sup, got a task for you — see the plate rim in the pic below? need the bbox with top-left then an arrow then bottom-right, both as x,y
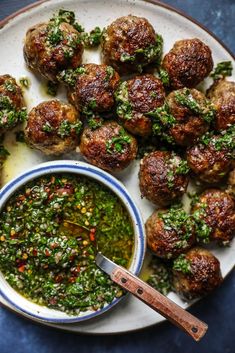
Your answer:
0,0 -> 234,335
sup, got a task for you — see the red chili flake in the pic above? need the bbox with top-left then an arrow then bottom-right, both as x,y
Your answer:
45,249 -> 51,257
68,276 -> 76,283
49,297 -> 57,305
55,275 -> 63,283
50,243 -> 59,249
18,265 -> 25,273
32,249 -> 38,256
89,228 -> 96,242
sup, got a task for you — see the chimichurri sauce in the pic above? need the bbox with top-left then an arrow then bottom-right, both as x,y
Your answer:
0,174 -> 134,314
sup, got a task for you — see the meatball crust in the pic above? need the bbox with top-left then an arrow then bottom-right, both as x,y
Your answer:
162,38 -> 213,89
101,15 -> 162,74
186,135 -> 233,183
24,21 -> 84,82
191,189 -> 235,245
0,75 -> 24,110
173,247 -> 223,300
115,74 -> 165,137
166,88 -> 210,146
207,79 -> 235,131
139,151 -> 189,207
227,168 -> 235,196
25,100 -> 81,155
146,208 -> 195,259
79,121 -> 137,172
0,75 -> 26,134
68,64 -> 120,114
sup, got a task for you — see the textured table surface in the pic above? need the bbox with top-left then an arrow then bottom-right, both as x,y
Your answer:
0,1 -> 234,353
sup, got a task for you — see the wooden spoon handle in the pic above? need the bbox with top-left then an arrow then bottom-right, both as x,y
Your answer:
111,267 -> 208,341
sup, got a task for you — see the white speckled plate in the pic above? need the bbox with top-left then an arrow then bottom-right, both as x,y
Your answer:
0,0 -> 234,334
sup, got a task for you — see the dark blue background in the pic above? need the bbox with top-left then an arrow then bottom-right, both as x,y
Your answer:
0,1 -> 234,352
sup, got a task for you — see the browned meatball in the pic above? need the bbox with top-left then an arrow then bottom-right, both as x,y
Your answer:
101,15 -> 163,74
164,88 -> 212,146
191,189 -> 235,245
67,64 -> 120,115
79,121 -> 137,172
115,74 -> 165,137
172,247 -> 223,300
227,168 -> 235,196
139,151 -> 189,206
23,12 -> 84,82
162,38 -> 213,89
146,207 -> 195,259
186,132 -> 233,183
0,75 -> 26,134
25,100 -> 82,155
207,79 -> 235,131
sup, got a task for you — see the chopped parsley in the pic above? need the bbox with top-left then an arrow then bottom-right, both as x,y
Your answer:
105,66 -> 115,81
87,116 -> 103,130
0,96 -> 27,131
173,254 -> 192,274
159,206 -> 194,249
82,99 -> 97,116
19,77 -> 30,89
166,154 -> 189,189
192,203 -> 211,243
174,88 -> 216,123
120,34 -> 163,72
58,67 -> 86,87
106,128 -> 131,154
42,122 -> 53,133
210,61 -> 233,81
200,126 -> 235,154
146,257 -> 172,295
115,82 -> 133,120
159,68 -> 170,87
83,27 -> 103,48
57,120 -> 82,138
4,80 -> 16,93
147,103 -> 176,144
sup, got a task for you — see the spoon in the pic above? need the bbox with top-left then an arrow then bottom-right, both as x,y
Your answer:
96,252 -> 208,342
62,220 -> 208,341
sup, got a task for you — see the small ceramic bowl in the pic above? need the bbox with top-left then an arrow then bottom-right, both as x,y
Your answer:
0,160 -> 145,323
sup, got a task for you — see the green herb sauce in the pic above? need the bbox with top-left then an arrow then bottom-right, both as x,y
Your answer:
106,128 -> 131,154
210,61 -> 233,80
0,174 -> 134,314
146,257 -> 172,295
173,254 -> 192,274
174,88 -> 215,123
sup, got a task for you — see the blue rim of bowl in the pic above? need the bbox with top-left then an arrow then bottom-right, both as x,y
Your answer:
0,162 -> 145,323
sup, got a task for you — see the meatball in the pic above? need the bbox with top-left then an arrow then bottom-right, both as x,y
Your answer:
67,64 -> 120,115
162,38 -> 213,89
79,121 -> 137,172
186,132 -> 233,183
115,74 -> 165,137
191,189 -> 235,245
172,247 -> 223,300
101,15 -> 162,74
227,168 -> 235,196
146,207 -> 195,259
139,151 -> 189,206
23,12 -> 84,82
207,79 -> 235,131
0,74 -> 26,134
25,100 -> 82,155
163,88 -> 212,146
